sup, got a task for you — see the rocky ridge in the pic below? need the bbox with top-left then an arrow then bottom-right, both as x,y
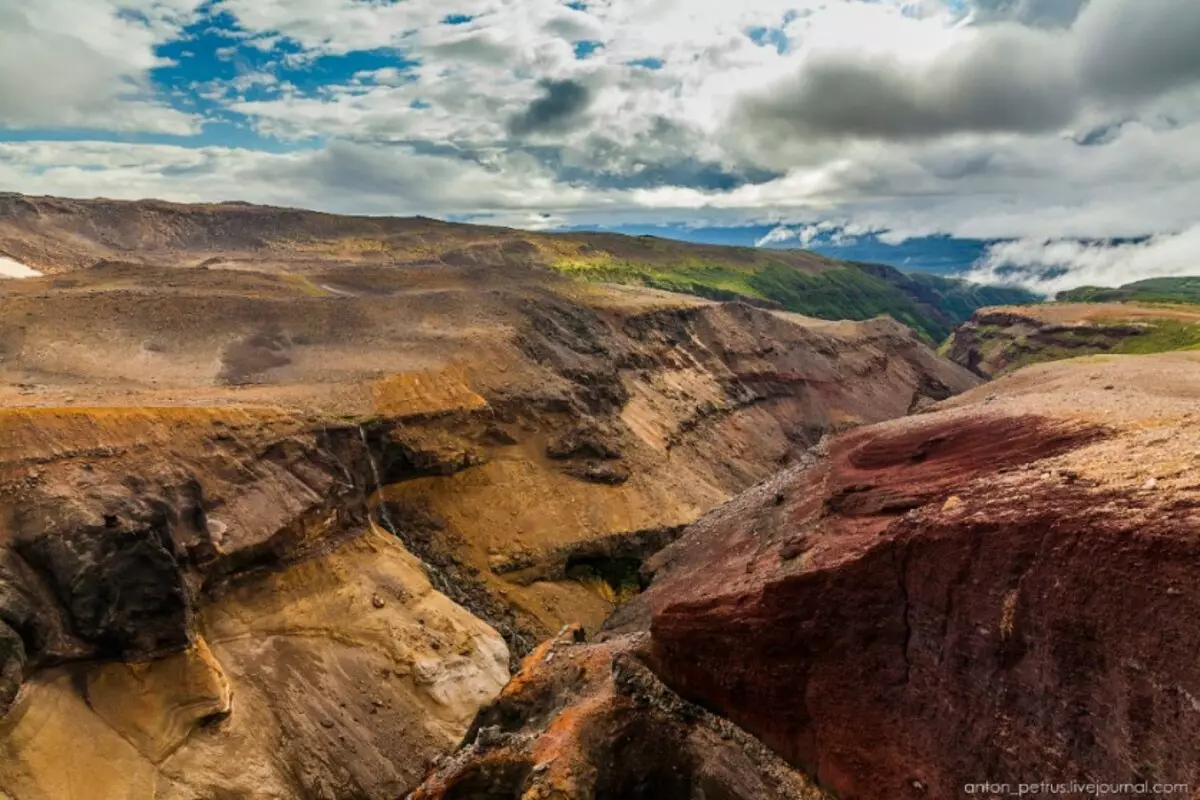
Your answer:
0,192 -> 1035,340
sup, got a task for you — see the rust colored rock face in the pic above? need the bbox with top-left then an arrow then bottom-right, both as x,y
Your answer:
411,627 -> 828,800
643,405 -> 1200,800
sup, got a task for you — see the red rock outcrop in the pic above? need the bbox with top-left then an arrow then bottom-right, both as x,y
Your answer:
637,353 -> 1200,800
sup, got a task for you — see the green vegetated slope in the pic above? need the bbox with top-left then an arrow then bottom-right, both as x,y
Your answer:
945,303 -> 1200,378
1058,277 -> 1200,305
999,320 -> 1200,375
539,234 -> 1038,341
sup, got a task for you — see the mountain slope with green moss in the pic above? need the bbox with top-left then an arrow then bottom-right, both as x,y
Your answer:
538,236 -> 1037,341
945,302 -> 1200,377
1057,277 -> 1200,305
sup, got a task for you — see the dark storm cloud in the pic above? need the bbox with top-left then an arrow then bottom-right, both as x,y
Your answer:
731,0 -> 1200,145
508,79 -> 594,136
969,0 -> 1090,27
737,31 -> 1078,141
382,130 -> 783,193
1077,0 -> 1200,101
540,149 -> 782,191
540,119 -> 784,191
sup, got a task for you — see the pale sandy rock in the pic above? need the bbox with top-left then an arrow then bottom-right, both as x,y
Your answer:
86,637 -> 233,763
0,532 -> 509,800
0,673 -> 158,800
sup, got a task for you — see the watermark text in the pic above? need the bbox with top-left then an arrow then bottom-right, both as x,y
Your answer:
963,781 -> 1191,798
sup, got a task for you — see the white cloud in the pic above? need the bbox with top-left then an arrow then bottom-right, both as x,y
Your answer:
755,226 -> 799,247
755,220 -> 880,247
0,140 -> 615,217
965,226 -> 1200,295
0,0 -> 204,134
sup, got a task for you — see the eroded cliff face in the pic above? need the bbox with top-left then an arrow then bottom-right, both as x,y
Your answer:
634,352 -> 1200,800
0,406 -> 512,799
0,261 -> 977,799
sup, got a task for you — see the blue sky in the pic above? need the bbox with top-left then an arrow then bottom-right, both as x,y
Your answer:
1,0 -> 1199,291
142,6 -> 424,149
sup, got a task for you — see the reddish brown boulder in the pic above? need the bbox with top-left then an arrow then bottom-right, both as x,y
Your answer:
641,376 -> 1200,800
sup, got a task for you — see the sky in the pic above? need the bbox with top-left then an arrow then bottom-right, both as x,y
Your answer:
1,0 -> 1199,292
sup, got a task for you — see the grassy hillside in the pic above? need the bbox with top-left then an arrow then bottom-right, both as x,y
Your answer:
1058,277 -> 1200,305
539,238 -> 1038,341
999,319 -> 1200,374
945,303 -> 1200,377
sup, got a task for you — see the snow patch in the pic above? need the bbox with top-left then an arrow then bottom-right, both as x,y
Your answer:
0,257 -> 41,279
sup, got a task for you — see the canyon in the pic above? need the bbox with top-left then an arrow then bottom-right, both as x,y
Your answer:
416,351 -> 1200,799
0,195 -> 1195,800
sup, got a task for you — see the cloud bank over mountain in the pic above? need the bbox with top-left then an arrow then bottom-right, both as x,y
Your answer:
965,226 -> 1200,296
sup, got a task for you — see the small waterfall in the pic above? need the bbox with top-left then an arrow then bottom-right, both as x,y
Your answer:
358,425 -> 397,533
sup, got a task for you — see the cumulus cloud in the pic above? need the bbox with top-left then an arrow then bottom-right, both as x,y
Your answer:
755,221 -> 873,247
965,226 -> 1200,295
0,0 -> 202,134
755,226 -> 799,247
0,139 -> 611,218
1076,0 -> 1200,102
736,33 -> 1077,141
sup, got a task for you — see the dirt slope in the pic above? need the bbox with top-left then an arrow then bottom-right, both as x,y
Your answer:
0,192 -> 1036,340
0,192 -> 834,276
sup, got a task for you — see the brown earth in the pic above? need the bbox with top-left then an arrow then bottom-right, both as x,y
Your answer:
0,192 -> 835,278
4,192 -> 1196,800
0,192 -> 1047,346
0,238 -> 978,798
621,352 -> 1200,800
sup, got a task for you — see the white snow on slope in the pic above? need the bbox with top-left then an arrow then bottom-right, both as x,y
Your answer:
0,257 -> 40,278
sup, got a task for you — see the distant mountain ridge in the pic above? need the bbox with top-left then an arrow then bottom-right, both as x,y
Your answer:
0,192 -> 1037,340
